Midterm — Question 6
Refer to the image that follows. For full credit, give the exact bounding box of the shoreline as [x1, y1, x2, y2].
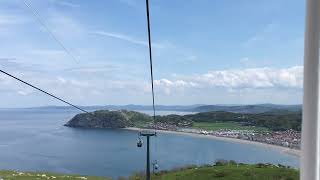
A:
[125, 127, 301, 158]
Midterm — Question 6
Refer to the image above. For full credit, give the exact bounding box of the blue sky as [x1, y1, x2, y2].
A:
[0, 0, 305, 107]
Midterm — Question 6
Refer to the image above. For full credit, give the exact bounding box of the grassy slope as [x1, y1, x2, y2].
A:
[0, 170, 110, 180]
[130, 164, 299, 180]
[192, 122, 269, 132]
[0, 164, 299, 180]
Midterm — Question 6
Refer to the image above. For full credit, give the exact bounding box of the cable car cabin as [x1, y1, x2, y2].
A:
[137, 139, 143, 147]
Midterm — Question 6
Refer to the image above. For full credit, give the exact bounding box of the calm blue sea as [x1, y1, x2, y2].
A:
[0, 109, 299, 179]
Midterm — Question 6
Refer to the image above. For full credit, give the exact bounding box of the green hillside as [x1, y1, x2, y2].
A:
[65, 110, 153, 128]
[65, 109, 301, 131]
[0, 162, 299, 180]
[128, 163, 299, 180]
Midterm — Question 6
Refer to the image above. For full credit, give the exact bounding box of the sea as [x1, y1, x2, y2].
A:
[0, 108, 299, 179]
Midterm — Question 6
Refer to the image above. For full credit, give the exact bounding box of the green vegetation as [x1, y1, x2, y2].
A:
[248, 110, 302, 131]
[128, 163, 299, 180]
[192, 122, 269, 132]
[121, 110, 152, 128]
[184, 110, 302, 131]
[0, 170, 110, 180]
[0, 162, 299, 180]
[65, 110, 152, 129]
[66, 109, 301, 132]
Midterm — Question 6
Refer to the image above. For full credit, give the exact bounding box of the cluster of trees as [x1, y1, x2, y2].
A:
[183, 110, 302, 131]
[247, 111, 302, 131]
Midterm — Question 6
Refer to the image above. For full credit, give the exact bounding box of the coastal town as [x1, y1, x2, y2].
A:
[149, 123, 301, 150]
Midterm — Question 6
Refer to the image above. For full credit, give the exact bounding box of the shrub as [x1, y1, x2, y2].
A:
[229, 160, 237, 165]
[256, 163, 267, 168]
[215, 159, 229, 166]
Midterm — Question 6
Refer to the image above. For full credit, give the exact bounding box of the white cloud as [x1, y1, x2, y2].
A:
[53, 1, 80, 8]
[29, 49, 66, 56]
[53, 77, 91, 89]
[17, 90, 32, 96]
[154, 79, 196, 88]
[62, 65, 118, 73]
[0, 65, 303, 107]
[92, 31, 146, 46]
[27, 49, 71, 65]
[91, 30, 167, 48]
[152, 79, 199, 95]
[57, 77, 67, 84]
[0, 58, 19, 68]
[0, 15, 27, 26]
[0, 14, 29, 34]
[154, 66, 303, 91]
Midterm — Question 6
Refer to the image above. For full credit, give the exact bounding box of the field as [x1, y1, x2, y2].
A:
[130, 164, 299, 180]
[0, 170, 110, 180]
[192, 122, 269, 132]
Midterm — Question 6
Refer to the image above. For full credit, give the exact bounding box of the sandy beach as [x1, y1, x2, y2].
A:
[125, 127, 301, 158]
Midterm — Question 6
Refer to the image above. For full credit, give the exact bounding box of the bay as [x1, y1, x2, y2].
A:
[0, 109, 299, 179]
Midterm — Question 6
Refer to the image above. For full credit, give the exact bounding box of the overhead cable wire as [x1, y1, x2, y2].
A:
[145, 0, 156, 124]
[22, 0, 79, 63]
[0, 69, 88, 113]
[145, 0, 159, 167]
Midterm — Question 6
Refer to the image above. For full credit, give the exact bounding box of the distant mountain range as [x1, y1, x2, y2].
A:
[6, 104, 302, 114]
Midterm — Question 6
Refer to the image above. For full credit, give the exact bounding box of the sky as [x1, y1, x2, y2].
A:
[0, 0, 305, 107]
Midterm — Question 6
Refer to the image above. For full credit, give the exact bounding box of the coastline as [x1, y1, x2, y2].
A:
[125, 127, 301, 158]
